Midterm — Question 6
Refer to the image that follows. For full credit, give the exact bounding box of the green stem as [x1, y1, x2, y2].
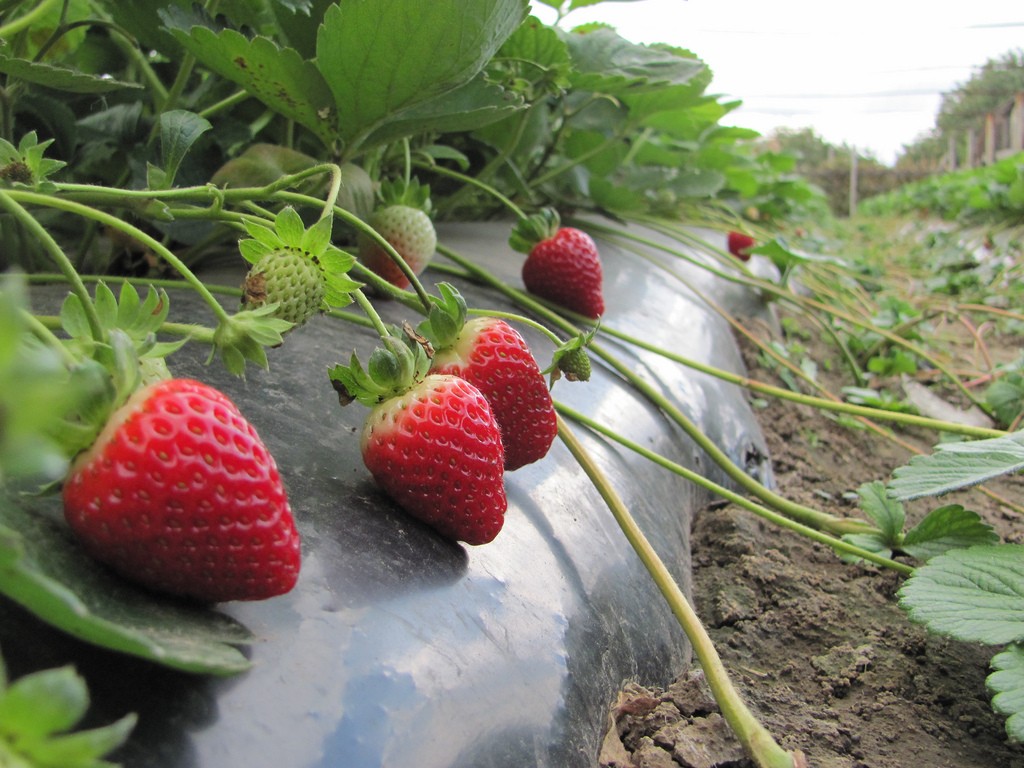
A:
[594, 323, 1007, 439]
[351, 289, 391, 339]
[466, 307, 563, 346]
[197, 90, 250, 121]
[0, 191, 103, 341]
[599, 218, 987, 410]
[417, 161, 527, 220]
[0, 0, 60, 38]
[437, 243, 871, 537]
[556, 416, 805, 768]
[557, 402, 913, 574]
[7, 190, 232, 325]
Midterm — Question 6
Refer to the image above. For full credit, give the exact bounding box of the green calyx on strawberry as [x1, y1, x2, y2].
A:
[418, 283, 557, 471]
[329, 330, 508, 545]
[239, 206, 360, 326]
[54, 281, 188, 461]
[509, 208, 604, 320]
[356, 178, 437, 291]
[62, 377, 301, 602]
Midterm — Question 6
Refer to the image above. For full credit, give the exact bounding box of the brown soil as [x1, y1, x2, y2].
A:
[600, 312, 1024, 768]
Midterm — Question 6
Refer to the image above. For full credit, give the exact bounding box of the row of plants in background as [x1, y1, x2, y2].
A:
[0, 1, 1022, 766]
[859, 150, 1024, 225]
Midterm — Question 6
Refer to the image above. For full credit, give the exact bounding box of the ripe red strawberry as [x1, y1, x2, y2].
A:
[727, 231, 756, 261]
[420, 284, 556, 471]
[361, 374, 506, 545]
[330, 337, 507, 545]
[62, 378, 300, 603]
[510, 210, 603, 319]
[357, 179, 437, 290]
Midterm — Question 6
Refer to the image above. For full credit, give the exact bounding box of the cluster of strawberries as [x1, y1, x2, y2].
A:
[56, 201, 608, 606]
[58, 185, 756, 607]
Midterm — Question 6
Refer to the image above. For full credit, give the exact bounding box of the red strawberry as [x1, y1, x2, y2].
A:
[420, 284, 556, 471]
[357, 179, 437, 290]
[362, 374, 506, 545]
[330, 339, 507, 545]
[727, 231, 756, 261]
[62, 378, 300, 603]
[511, 210, 603, 319]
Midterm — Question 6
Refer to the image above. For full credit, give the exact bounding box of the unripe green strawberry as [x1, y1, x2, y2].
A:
[361, 374, 507, 545]
[357, 204, 437, 290]
[242, 248, 326, 326]
[62, 378, 301, 603]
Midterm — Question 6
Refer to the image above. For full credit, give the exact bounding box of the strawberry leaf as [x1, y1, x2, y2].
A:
[315, 0, 528, 153]
[0, 495, 253, 675]
[0, 53, 142, 94]
[898, 543, 1024, 646]
[988, 644, 1024, 742]
[857, 481, 905, 543]
[900, 504, 1000, 561]
[161, 7, 337, 146]
[156, 110, 212, 190]
[563, 26, 705, 94]
[888, 433, 1024, 501]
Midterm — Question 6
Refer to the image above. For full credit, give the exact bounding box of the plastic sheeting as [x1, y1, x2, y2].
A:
[2, 220, 772, 768]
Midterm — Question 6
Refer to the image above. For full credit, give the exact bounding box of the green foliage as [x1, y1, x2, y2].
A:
[859, 152, 1024, 225]
[888, 432, 1024, 501]
[842, 481, 997, 562]
[0, 648, 136, 768]
[0, 494, 254, 676]
[899, 545, 1024, 741]
[891, 429, 1024, 741]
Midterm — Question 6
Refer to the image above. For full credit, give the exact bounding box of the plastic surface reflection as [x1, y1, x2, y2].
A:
[6, 221, 771, 768]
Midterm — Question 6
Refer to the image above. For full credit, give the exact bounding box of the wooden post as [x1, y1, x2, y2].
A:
[1012, 91, 1024, 154]
[984, 112, 996, 165]
[849, 149, 858, 218]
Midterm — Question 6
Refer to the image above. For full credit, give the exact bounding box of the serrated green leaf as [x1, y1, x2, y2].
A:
[0, 666, 88, 739]
[315, 0, 527, 152]
[988, 644, 1024, 742]
[858, 480, 905, 542]
[498, 15, 572, 85]
[158, 110, 212, 189]
[361, 75, 523, 150]
[898, 544, 1024, 645]
[0, 54, 142, 94]
[0, 496, 253, 675]
[564, 27, 705, 94]
[986, 373, 1024, 427]
[162, 10, 337, 146]
[888, 433, 1024, 501]
[901, 504, 1000, 561]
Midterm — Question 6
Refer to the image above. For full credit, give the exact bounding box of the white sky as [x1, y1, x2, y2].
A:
[535, 1, 1024, 165]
